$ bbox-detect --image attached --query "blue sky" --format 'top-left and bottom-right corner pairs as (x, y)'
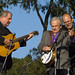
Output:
(3, 3), (51, 58)
(3, 0), (75, 59)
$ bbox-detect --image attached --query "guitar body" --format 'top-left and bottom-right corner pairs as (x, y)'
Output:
(41, 50), (55, 66)
(0, 34), (20, 57)
(0, 31), (39, 57)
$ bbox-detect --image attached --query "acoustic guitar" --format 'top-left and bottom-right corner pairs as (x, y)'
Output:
(0, 31), (39, 57)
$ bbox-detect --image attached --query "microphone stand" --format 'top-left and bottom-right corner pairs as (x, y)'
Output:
(1, 33), (15, 72)
(52, 30), (69, 75)
(54, 43), (57, 75)
(24, 62), (31, 75)
(18, 61), (33, 75)
(61, 55), (75, 75)
(51, 31), (61, 75)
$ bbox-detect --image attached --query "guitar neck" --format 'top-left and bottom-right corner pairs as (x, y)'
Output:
(12, 31), (39, 43)
(13, 35), (29, 43)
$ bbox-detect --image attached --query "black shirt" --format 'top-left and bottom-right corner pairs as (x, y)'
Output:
(0, 21), (26, 70)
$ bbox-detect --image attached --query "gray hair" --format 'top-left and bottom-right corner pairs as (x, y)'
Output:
(50, 17), (62, 25)
(0, 10), (12, 17)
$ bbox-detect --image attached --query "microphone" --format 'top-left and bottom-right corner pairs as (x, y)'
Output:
(65, 31), (68, 36)
(13, 33), (16, 39)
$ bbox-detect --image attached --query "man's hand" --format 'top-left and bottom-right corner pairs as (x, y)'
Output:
(69, 30), (74, 36)
(27, 33), (34, 40)
(42, 46), (51, 51)
(4, 38), (11, 46)
(24, 33), (34, 41)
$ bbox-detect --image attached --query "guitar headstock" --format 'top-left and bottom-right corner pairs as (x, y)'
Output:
(32, 31), (39, 36)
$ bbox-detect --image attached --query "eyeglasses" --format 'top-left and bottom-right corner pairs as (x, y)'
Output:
(63, 20), (72, 24)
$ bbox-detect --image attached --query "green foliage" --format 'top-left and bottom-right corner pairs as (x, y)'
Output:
(29, 48), (41, 59)
(0, 0), (35, 13)
(0, 0), (74, 16)
(58, 0), (75, 16)
(6, 55), (47, 75)
(0, 0), (75, 30)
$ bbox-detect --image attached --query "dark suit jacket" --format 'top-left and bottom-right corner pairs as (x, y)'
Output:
(0, 22), (26, 70)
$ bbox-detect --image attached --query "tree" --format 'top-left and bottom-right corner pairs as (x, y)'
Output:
(58, 0), (75, 17)
(7, 55), (46, 75)
(29, 48), (41, 60)
(0, 0), (75, 31)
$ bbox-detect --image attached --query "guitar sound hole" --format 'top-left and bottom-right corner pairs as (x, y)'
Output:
(5, 44), (15, 50)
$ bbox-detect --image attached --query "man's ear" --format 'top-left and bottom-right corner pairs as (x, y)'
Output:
(1, 15), (4, 18)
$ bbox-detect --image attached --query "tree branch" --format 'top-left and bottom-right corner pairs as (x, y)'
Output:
(0, 1), (23, 6)
(34, 0), (44, 28)
(44, 0), (53, 30)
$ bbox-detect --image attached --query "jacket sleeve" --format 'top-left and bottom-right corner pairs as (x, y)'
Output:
(38, 31), (51, 52)
(18, 39), (26, 47)
(0, 36), (5, 45)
